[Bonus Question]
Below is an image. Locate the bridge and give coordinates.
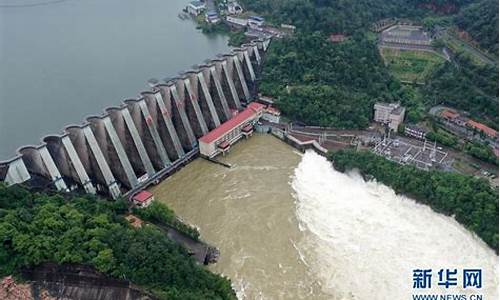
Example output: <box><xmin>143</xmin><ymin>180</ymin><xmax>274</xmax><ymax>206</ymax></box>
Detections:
<box><xmin>0</xmin><ymin>39</ymin><xmax>271</xmax><ymax>199</ymax></box>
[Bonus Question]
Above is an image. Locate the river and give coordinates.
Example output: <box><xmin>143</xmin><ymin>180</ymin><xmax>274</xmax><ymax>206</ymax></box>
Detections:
<box><xmin>0</xmin><ymin>0</ymin><xmax>229</xmax><ymax>159</ymax></box>
<box><xmin>150</xmin><ymin>134</ymin><xmax>498</xmax><ymax>299</ymax></box>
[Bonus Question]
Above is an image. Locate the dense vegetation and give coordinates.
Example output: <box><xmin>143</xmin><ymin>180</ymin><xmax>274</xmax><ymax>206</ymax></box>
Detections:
<box><xmin>455</xmin><ymin>0</ymin><xmax>499</xmax><ymax>54</ymax></box>
<box><xmin>247</xmin><ymin>0</ymin><xmax>497</xmax><ymax>129</ymax></box>
<box><xmin>0</xmin><ymin>185</ymin><xmax>235</xmax><ymax>300</ymax></box>
<box><xmin>425</xmin><ymin>128</ymin><xmax>460</xmax><ymax>148</ymax></box>
<box><xmin>260</xmin><ymin>32</ymin><xmax>398</xmax><ymax>128</ymax></box>
<box><xmin>464</xmin><ymin>141</ymin><xmax>499</xmax><ymax>164</ymax></box>
<box><xmin>423</xmin><ymin>53</ymin><xmax>499</xmax><ymax>127</ymax></box>
<box><xmin>330</xmin><ymin>150</ymin><xmax>499</xmax><ymax>250</ymax></box>
<box><xmin>240</xmin><ymin>0</ymin><xmax>473</xmax><ymax>33</ymax></box>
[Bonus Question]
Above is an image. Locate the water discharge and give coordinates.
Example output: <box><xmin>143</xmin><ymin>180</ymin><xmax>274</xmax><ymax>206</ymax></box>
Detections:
<box><xmin>293</xmin><ymin>151</ymin><xmax>498</xmax><ymax>299</ymax></box>
<box><xmin>150</xmin><ymin>135</ymin><xmax>498</xmax><ymax>299</ymax></box>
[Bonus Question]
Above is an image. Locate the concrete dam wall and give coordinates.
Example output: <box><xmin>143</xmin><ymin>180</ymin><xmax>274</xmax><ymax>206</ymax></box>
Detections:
<box><xmin>0</xmin><ymin>39</ymin><xmax>270</xmax><ymax>199</ymax></box>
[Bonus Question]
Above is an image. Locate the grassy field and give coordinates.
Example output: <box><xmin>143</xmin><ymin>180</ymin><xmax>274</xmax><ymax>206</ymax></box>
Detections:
<box><xmin>380</xmin><ymin>48</ymin><xmax>445</xmax><ymax>83</ymax></box>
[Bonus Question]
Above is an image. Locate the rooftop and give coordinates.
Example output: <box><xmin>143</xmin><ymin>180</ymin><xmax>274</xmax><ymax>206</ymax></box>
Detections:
<box><xmin>133</xmin><ymin>190</ymin><xmax>154</xmax><ymax>203</ymax></box>
<box><xmin>249</xmin><ymin>16</ymin><xmax>264</xmax><ymax>22</ymax></box>
<box><xmin>189</xmin><ymin>1</ymin><xmax>205</xmax><ymax>8</ymax></box>
<box><xmin>199</xmin><ymin>102</ymin><xmax>266</xmax><ymax>144</ymax></box>
<box><xmin>405</xmin><ymin>125</ymin><xmax>425</xmax><ymax>132</ymax></box>
<box><xmin>329</xmin><ymin>33</ymin><xmax>346</xmax><ymax>42</ymax></box>
<box><xmin>441</xmin><ymin>110</ymin><xmax>459</xmax><ymax>119</ymax></box>
<box><xmin>266</xmin><ymin>106</ymin><xmax>281</xmax><ymax>115</ymax></box>
<box><xmin>466</xmin><ymin>120</ymin><xmax>498</xmax><ymax>137</ymax></box>
<box><xmin>375</xmin><ymin>102</ymin><xmax>398</xmax><ymax>108</ymax></box>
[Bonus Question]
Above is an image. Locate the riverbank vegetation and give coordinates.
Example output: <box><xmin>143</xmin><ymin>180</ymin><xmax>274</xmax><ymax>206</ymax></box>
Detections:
<box><xmin>133</xmin><ymin>201</ymin><xmax>200</xmax><ymax>240</ymax></box>
<box><xmin>0</xmin><ymin>184</ymin><xmax>235</xmax><ymax>300</ymax></box>
<box><xmin>329</xmin><ymin>150</ymin><xmax>499</xmax><ymax>250</ymax></box>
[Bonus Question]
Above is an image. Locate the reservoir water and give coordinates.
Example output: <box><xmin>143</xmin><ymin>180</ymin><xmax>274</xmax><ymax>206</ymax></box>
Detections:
<box><xmin>151</xmin><ymin>134</ymin><xmax>498</xmax><ymax>299</ymax></box>
<box><xmin>0</xmin><ymin>0</ymin><xmax>229</xmax><ymax>159</ymax></box>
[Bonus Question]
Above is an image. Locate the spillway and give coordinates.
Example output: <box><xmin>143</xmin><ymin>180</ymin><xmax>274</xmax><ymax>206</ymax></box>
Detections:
<box><xmin>293</xmin><ymin>151</ymin><xmax>498</xmax><ymax>299</ymax></box>
<box><xmin>150</xmin><ymin>138</ymin><xmax>498</xmax><ymax>299</ymax></box>
<box><xmin>0</xmin><ymin>39</ymin><xmax>270</xmax><ymax>199</ymax></box>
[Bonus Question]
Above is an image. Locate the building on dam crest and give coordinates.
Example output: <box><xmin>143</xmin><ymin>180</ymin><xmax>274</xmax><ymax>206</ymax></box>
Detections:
<box><xmin>199</xmin><ymin>102</ymin><xmax>265</xmax><ymax>158</ymax></box>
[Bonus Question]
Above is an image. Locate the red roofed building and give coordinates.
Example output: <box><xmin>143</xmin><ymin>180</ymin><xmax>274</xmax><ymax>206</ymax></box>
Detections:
<box><xmin>199</xmin><ymin>102</ymin><xmax>266</xmax><ymax>157</ymax></box>
<box><xmin>329</xmin><ymin>33</ymin><xmax>346</xmax><ymax>43</ymax></box>
<box><xmin>132</xmin><ymin>190</ymin><xmax>154</xmax><ymax>208</ymax></box>
<box><xmin>440</xmin><ymin>110</ymin><xmax>467</xmax><ymax>126</ymax></box>
<box><xmin>466</xmin><ymin>120</ymin><xmax>498</xmax><ymax>139</ymax></box>
<box><xmin>441</xmin><ymin>110</ymin><xmax>459</xmax><ymax>120</ymax></box>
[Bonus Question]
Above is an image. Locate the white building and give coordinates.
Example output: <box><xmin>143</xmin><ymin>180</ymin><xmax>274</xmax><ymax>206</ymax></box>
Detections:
<box><xmin>226</xmin><ymin>16</ymin><xmax>248</xmax><ymax>28</ymax></box>
<box><xmin>262</xmin><ymin>106</ymin><xmax>281</xmax><ymax>123</ymax></box>
<box><xmin>132</xmin><ymin>190</ymin><xmax>155</xmax><ymax>208</ymax></box>
<box><xmin>187</xmin><ymin>1</ymin><xmax>206</xmax><ymax>16</ymax></box>
<box><xmin>405</xmin><ymin>125</ymin><xmax>426</xmax><ymax>140</ymax></box>
<box><xmin>374</xmin><ymin>102</ymin><xmax>405</xmax><ymax>131</ymax></box>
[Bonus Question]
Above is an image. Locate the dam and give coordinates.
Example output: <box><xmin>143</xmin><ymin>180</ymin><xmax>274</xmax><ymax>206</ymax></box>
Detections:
<box><xmin>0</xmin><ymin>38</ymin><xmax>271</xmax><ymax>199</ymax></box>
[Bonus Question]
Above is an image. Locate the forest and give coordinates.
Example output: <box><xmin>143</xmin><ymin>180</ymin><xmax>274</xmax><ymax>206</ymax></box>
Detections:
<box><xmin>455</xmin><ymin>0</ymin><xmax>499</xmax><ymax>54</ymax></box>
<box><xmin>239</xmin><ymin>0</ymin><xmax>474</xmax><ymax>33</ymax></box>
<box><xmin>329</xmin><ymin>150</ymin><xmax>499</xmax><ymax>250</ymax></box>
<box><xmin>423</xmin><ymin>52</ymin><xmax>499</xmax><ymax>127</ymax></box>
<box><xmin>248</xmin><ymin>0</ymin><xmax>498</xmax><ymax>129</ymax></box>
<box><xmin>259</xmin><ymin>32</ymin><xmax>397</xmax><ymax>128</ymax></box>
<box><xmin>0</xmin><ymin>184</ymin><xmax>235</xmax><ymax>300</ymax></box>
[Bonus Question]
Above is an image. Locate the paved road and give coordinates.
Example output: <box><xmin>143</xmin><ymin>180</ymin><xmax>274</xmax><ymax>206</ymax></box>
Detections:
<box><xmin>438</xmin><ymin>30</ymin><xmax>497</xmax><ymax>66</ymax></box>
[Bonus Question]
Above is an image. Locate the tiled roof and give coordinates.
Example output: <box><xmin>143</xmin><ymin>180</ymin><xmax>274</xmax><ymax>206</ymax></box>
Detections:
<box><xmin>466</xmin><ymin>120</ymin><xmax>498</xmax><ymax>137</ymax></box>
<box><xmin>133</xmin><ymin>191</ymin><xmax>153</xmax><ymax>203</ymax></box>
<box><xmin>199</xmin><ymin>102</ymin><xmax>265</xmax><ymax>144</ymax></box>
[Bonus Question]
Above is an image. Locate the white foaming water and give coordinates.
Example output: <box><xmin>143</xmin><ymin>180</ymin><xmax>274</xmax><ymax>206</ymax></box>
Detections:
<box><xmin>293</xmin><ymin>151</ymin><xmax>498</xmax><ymax>300</ymax></box>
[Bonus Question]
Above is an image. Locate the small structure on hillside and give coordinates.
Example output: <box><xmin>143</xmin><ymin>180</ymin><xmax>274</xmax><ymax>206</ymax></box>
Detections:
<box><xmin>329</xmin><ymin>33</ymin><xmax>346</xmax><ymax>43</ymax></box>
<box><xmin>374</xmin><ymin>102</ymin><xmax>406</xmax><ymax>131</ymax></box>
<box><xmin>281</xmin><ymin>24</ymin><xmax>296</xmax><ymax>32</ymax></box>
<box><xmin>125</xmin><ymin>215</ymin><xmax>144</xmax><ymax>228</ymax></box>
<box><xmin>132</xmin><ymin>191</ymin><xmax>155</xmax><ymax>208</ymax></box>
